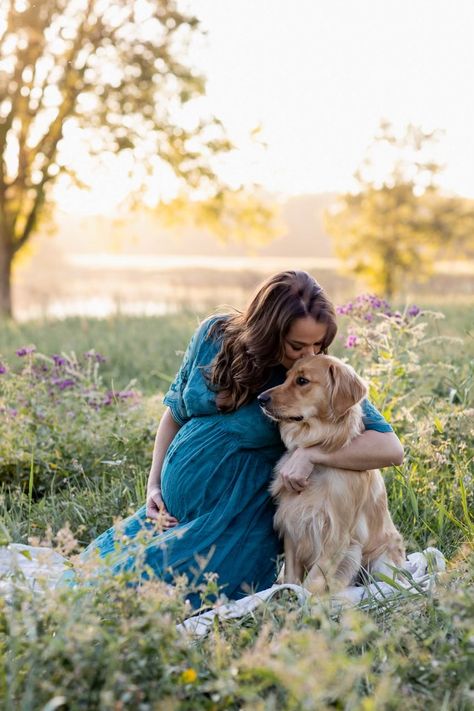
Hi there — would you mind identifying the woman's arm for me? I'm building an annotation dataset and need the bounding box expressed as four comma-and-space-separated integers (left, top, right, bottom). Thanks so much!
279, 430, 404, 493
312, 430, 404, 469
146, 407, 182, 525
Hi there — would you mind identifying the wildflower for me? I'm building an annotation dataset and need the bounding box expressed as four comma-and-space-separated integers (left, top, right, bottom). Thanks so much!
16, 345, 36, 357
58, 379, 75, 390
345, 334, 358, 348
369, 295, 382, 309
51, 377, 76, 390
180, 668, 198, 684
103, 392, 114, 406
117, 390, 137, 400
85, 350, 107, 363
407, 304, 421, 318
0, 362, 7, 374
52, 354, 67, 367
102, 389, 138, 406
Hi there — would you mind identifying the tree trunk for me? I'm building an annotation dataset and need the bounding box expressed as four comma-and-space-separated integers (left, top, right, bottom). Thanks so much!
0, 237, 13, 319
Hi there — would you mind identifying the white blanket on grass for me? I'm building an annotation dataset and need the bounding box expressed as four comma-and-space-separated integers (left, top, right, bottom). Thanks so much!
178, 548, 446, 636
0, 544, 446, 636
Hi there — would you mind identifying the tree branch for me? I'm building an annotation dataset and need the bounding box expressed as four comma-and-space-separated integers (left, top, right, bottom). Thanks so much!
12, 170, 50, 255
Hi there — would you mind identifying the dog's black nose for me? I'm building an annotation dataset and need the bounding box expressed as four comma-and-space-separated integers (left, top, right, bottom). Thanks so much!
257, 393, 271, 406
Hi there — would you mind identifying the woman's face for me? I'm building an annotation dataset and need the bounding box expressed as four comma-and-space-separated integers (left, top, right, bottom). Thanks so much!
280, 316, 328, 369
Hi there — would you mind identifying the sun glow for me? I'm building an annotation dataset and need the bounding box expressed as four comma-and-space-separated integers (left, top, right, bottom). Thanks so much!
44, 0, 474, 215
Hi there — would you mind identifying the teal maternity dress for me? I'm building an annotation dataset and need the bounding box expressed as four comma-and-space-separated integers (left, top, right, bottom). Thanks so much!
75, 316, 393, 607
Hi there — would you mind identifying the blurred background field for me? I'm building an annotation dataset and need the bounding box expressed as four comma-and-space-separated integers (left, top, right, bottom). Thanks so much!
10, 197, 474, 323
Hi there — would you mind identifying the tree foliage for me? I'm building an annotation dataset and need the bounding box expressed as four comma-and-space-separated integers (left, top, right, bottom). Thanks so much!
325, 121, 474, 297
0, 0, 231, 317
156, 189, 282, 248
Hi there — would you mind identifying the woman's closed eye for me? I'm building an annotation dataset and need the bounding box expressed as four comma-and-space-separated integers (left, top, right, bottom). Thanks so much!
289, 342, 323, 352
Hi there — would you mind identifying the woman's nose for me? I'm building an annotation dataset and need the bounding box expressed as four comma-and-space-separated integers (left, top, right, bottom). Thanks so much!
299, 346, 315, 358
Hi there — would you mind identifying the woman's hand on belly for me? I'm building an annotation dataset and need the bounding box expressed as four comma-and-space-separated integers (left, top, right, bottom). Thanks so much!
146, 487, 179, 528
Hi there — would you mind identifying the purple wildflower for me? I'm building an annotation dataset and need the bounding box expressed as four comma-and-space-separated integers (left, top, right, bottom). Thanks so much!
345, 334, 358, 348
337, 303, 353, 315
101, 389, 138, 406
58, 379, 75, 390
51, 377, 75, 390
0, 362, 7, 374
85, 350, 107, 363
103, 391, 114, 406
117, 390, 136, 400
407, 305, 421, 318
52, 354, 67, 367
16, 345, 36, 357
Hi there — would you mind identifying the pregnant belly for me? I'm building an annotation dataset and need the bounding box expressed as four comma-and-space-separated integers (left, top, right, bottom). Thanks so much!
160, 422, 274, 523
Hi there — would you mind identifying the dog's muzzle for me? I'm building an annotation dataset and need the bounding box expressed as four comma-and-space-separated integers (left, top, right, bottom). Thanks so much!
257, 392, 271, 407
257, 393, 303, 422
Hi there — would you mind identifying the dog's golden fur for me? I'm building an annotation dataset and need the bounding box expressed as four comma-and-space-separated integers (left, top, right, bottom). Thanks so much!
259, 354, 405, 593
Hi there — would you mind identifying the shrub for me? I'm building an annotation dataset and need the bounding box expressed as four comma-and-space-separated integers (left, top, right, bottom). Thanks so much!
336, 296, 474, 555
0, 348, 161, 496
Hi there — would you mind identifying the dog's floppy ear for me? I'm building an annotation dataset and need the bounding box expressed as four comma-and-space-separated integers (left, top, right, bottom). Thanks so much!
328, 360, 367, 419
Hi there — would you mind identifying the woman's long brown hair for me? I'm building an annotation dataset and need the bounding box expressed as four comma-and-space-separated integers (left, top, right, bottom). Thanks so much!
207, 270, 338, 412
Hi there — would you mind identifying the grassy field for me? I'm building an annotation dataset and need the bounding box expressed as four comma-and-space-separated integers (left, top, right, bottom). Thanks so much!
0, 300, 472, 394
0, 301, 473, 709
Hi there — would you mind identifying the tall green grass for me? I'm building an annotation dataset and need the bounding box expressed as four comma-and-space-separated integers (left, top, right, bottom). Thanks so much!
0, 302, 472, 393
0, 313, 199, 394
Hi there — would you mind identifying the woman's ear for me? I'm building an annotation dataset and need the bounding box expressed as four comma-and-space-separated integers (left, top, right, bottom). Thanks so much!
328, 361, 367, 419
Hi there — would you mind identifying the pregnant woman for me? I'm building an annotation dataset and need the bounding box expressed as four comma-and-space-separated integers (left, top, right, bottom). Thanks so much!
76, 270, 403, 606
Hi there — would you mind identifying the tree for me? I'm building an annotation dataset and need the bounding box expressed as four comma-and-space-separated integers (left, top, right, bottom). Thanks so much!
0, 0, 231, 318
325, 121, 474, 298
156, 188, 282, 248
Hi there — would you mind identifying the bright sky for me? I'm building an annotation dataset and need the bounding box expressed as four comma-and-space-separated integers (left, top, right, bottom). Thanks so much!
193, 0, 474, 197
58, 0, 474, 213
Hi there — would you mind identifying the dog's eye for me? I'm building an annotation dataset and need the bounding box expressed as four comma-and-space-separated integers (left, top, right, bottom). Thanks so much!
295, 376, 310, 386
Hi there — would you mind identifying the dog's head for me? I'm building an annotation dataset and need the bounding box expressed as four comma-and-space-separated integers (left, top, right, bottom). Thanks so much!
258, 354, 367, 424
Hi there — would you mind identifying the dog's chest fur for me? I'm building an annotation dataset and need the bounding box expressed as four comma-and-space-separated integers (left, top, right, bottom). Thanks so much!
278, 402, 364, 455
270, 404, 374, 563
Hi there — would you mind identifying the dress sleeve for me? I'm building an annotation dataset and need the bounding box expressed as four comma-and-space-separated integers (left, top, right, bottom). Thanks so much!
163, 322, 205, 426
361, 399, 393, 433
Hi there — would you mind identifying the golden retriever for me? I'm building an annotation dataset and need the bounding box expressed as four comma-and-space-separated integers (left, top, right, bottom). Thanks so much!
258, 355, 405, 594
